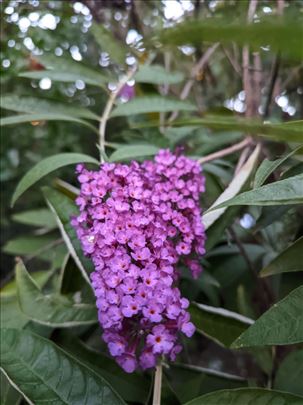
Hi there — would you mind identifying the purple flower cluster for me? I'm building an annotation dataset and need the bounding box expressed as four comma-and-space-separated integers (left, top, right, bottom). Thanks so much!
72, 149, 206, 373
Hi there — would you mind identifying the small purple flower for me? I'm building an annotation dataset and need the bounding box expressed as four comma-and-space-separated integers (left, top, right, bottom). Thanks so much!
147, 325, 174, 354
121, 296, 140, 317
140, 349, 157, 370
117, 353, 137, 373
143, 302, 163, 323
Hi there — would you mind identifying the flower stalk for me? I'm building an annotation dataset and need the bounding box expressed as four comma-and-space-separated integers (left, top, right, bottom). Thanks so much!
152, 361, 163, 405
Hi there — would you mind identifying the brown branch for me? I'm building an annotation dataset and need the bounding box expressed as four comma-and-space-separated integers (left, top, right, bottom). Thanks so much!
168, 43, 219, 122
197, 137, 252, 164
242, 0, 258, 118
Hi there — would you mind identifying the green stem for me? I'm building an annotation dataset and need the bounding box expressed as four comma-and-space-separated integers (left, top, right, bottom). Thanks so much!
99, 67, 136, 163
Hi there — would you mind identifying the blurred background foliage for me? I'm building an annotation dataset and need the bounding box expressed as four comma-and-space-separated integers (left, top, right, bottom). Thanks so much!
1, 0, 303, 404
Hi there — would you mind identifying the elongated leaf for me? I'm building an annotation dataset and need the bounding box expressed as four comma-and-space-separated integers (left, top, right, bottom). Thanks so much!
12, 208, 57, 228
56, 331, 150, 403
1, 95, 99, 120
33, 53, 114, 86
152, 117, 303, 142
260, 237, 303, 277
274, 349, 303, 396
19, 70, 109, 88
91, 24, 127, 65
109, 144, 160, 162
11, 153, 98, 206
254, 146, 303, 188
42, 187, 94, 285
3, 235, 56, 255
214, 174, 303, 209
16, 259, 97, 327
231, 285, 303, 348
1, 114, 97, 132
184, 388, 303, 405
190, 302, 253, 347
159, 19, 303, 60
0, 328, 124, 405
111, 96, 196, 117
203, 145, 260, 229
135, 64, 184, 84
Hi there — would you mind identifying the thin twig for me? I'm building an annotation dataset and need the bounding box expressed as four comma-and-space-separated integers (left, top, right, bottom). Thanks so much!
197, 137, 252, 164
152, 362, 163, 405
99, 67, 136, 163
252, 51, 262, 115
222, 45, 242, 77
263, 54, 280, 118
168, 43, 219, 122
235, 144, 251, 174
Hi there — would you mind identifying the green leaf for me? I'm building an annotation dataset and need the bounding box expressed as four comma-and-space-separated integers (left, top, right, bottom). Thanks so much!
166, 365, 247, 404
274, 349, 303, 396
56, 331, 151, 404
189, 302, 253, 347
214, 174, 303, 209
159, 19, 303, 60
16, 259, 97, 327
155, 117, 303, 143
91, 24, 127, 65
203, 145, 260, 229
254, 146, 303, 188
135, 64, 184, 84
1, 95, 99, 120
205, 206, 240, 250
109, 144, 160, 162
12, 208, 57, 229
253, 205, 291, 231
19, 70, 109, 88
1, 270, 52, 298
184, 388, 303, 405
111, 96, 196, 117
0, 114, 97, 132
59, 255, 88, 295
231, 285, 303, 348
0, 297, 29, 329
260, 237, 303, 277
42, 187, 94, 285
3, 235, 56, 255
0, 328, 125, 404
11, 153, 98, 206
33, 53, 114, 87
1, 372, 21, 405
